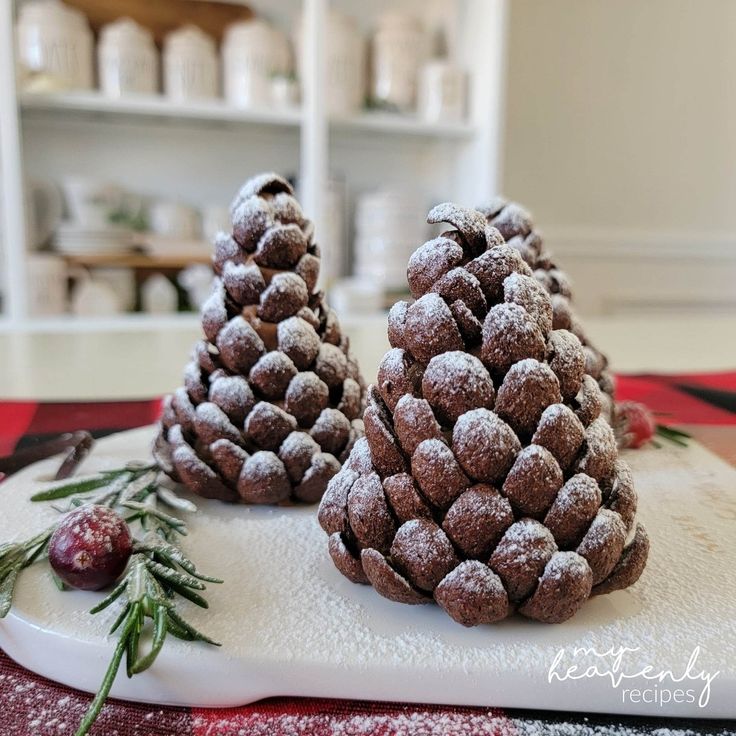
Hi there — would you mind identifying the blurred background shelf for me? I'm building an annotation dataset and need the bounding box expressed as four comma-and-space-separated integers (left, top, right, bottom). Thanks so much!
61, 252, 212, 269
21, 91, 302, 130
0, 0, 508, 331
0, 312, 202, 333
21, 94, 477, 140
331, 112, 475, 139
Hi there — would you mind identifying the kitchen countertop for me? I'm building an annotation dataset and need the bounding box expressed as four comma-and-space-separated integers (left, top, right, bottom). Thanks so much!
0, 313, 734, 401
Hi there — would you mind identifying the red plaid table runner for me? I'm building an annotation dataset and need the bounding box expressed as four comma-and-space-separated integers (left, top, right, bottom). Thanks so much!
1, 373, 735, 736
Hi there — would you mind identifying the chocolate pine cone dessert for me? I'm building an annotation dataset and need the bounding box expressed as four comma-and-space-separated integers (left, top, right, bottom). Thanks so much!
318, 203, 648, 625
155, 173, 366, 505
479, 198, 615, 420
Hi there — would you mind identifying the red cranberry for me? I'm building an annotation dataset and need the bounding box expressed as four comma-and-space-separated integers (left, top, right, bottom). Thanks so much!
616, 400, 656, 449
48, 505, 133, 591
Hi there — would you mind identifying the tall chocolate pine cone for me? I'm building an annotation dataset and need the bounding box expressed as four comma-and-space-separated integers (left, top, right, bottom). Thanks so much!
480, 198, 615, 418
319, 203, 648, 625
155, 173, 366, 505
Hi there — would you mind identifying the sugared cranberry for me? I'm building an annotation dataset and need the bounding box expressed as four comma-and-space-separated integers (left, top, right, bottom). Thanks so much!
615, 400, 656, 449
48, 505, 132, 591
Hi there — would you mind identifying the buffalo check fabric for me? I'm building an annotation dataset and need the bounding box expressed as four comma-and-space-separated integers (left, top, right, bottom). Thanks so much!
0, 373, 735, 736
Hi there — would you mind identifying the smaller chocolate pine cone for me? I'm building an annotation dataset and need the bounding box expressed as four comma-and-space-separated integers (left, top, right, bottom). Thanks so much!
155, 173, 366, 505
320, 202, 647, 626
480, 198, 613, 404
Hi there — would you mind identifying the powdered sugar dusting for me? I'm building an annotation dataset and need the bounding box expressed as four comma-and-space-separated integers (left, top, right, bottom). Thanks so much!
497, 518, 556, 560
62, 505, 121, 554
0, 670, 191, 736
190, 708, 721, 736
277, 317, 320, 363
1, 428, 735, 718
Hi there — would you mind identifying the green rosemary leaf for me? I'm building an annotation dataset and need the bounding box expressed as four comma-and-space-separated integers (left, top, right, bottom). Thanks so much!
125, 556, 148, 603
657, 425, 692, 439
90, 579, 127, 614
25, 536, 51, 566
31, 476, 112, 502
166, 608, 221, 646
156, 485, 198, 513
124, 462, 158, 475
125, 604, 143, 679
144, 571, 173, 609
0, 568, 19, 618
134, 540, 221, 583
119, 472, 158, 506
165, 611, 196, 641
188, 569, 223, 584
51, 571, 67, 591
656, 425, 690, 447
108, 602, 131, 635
0, 546, 25, 578
129, 603, 168, 675
145, 559, 206, 591
160, 577, 209, 609
74, 613, 134, 736
122, 502, 188, 535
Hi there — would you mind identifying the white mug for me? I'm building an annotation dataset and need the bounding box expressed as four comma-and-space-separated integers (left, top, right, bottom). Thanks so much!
141, 274, 178, 314
70, 271, 123, 316
91, 267, 136, 311
61, 177, 123, 229
149, 201, 199, 238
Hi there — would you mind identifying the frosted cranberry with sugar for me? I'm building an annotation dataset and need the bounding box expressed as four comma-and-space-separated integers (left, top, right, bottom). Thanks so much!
48, 505, 132, 591
615, 400, 656, 449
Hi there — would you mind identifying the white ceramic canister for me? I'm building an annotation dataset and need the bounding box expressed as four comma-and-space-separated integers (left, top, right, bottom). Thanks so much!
371, 11, 429, 112
163, 25, 218, 102
417, 60, 467, 123
222, 19, 290, 109
16, 0, 94, 90
296, 9, 365, 117
98, 18, 158, 97
26, 254, 68, 316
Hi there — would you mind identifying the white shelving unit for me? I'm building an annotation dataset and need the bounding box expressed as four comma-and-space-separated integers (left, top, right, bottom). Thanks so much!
0, 0, 508, 331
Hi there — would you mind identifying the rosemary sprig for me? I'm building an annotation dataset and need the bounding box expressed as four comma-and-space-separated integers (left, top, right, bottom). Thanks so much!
656, 424, 691, 447
1, 463, 222, 736
76, 544, 221, 736
0, 527, 55, 616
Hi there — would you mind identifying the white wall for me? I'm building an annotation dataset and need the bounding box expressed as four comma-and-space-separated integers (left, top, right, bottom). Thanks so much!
502, 0, 736, 316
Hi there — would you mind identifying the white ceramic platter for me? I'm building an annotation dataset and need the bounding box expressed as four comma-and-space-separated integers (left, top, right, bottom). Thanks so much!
0, 427, 734, 719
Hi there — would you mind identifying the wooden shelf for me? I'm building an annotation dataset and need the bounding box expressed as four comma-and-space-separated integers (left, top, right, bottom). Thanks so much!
20, 91, 302, 129
61, 252, 211, 269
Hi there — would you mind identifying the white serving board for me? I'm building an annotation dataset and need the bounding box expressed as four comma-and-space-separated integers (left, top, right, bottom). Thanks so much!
0, 427, 734, 719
